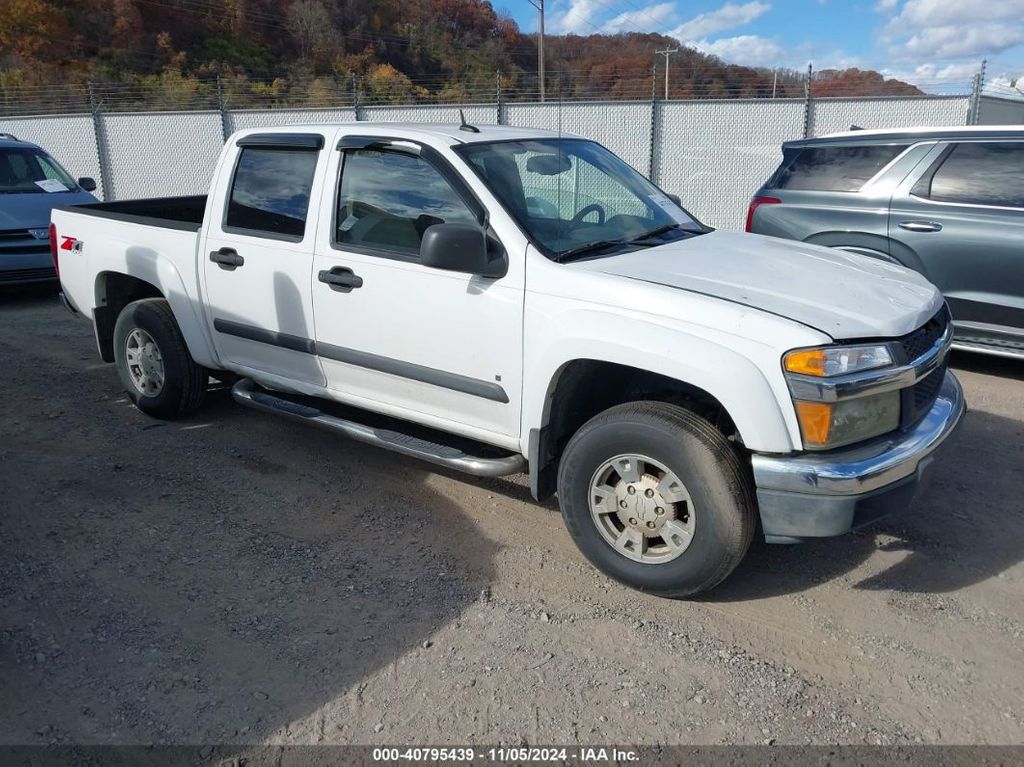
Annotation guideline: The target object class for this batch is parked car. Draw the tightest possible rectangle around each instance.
[747,126,1024,359]
[52,123,964,597]
[0,133,97,286]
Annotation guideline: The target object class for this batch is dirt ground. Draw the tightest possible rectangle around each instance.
[2,288,1023,748]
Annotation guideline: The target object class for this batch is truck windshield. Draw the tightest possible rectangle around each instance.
[456,138,704,262]
[0,148,78,194]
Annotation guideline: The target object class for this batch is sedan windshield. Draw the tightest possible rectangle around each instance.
[0,148,78,194]
[457,138,704,261]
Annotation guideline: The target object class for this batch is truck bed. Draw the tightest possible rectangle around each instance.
[55,196,207,232]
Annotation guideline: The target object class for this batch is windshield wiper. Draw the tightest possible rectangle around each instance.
[552,239,626,263]
[628,223,684,242]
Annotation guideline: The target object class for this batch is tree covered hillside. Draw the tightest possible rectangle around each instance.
[0,0,921,112]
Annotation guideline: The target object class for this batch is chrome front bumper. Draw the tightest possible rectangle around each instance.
[752,370,966,542]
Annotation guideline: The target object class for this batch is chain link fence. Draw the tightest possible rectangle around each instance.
[1,93,979,229]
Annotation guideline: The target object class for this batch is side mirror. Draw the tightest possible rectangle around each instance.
[666,193,681,206]
[420,223,506,278]
[78,177,97,192]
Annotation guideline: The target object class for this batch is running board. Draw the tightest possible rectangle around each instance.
[231,378,527,478]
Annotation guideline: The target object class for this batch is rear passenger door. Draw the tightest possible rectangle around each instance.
[889,141,1024,335]
[202,133,328,385]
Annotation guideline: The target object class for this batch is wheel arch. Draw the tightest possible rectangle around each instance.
[93,267,219,369]
[526,349,793,502]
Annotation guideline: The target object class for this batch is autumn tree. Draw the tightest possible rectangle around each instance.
[0,0,67,61]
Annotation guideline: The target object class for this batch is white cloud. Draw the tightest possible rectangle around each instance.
[670,1,771,42]
[693,34,785,67]
[601,2,676,33]
[883,0,1024,60]
[875,0,899,10]
[548,0,602,34]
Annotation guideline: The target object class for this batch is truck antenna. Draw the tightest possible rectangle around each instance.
[458,109,480,133]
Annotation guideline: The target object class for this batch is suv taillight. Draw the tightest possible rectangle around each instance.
[48,223,60,279]
[745,196,781,232]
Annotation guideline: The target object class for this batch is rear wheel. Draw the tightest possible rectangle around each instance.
[557,401,756,597]
[113,298,207,419]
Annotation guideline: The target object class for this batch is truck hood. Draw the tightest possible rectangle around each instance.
[0,189,97,230]
[575,230,942,339]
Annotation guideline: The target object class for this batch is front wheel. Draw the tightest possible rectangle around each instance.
[556,401,756,598]
[113,298,207,419]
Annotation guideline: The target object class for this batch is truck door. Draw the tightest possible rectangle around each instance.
[202,133,328,385]
[311,140,524,442]
[889,140,1024,338]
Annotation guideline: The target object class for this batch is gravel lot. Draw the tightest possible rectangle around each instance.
[2,288,1023,748]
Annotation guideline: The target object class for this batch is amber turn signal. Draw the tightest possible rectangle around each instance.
[794,400,833,447]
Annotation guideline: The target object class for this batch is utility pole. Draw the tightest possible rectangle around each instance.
[527,0,545,102]
[655,47,678,100]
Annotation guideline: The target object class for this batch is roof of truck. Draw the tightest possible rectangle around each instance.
[235,122,583,145]
[784,124,1024,148]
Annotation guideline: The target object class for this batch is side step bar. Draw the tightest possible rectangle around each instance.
[231,378,527,478]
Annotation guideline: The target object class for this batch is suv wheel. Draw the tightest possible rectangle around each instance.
[557,401,756,597]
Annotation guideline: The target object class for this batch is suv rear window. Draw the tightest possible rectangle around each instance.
[770,144,908,193]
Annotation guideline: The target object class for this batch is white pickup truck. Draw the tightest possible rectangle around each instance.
[52,122,965,597]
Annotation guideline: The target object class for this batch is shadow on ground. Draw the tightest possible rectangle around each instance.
[708,407,1024,602]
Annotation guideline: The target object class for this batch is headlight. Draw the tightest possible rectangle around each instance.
[793,391,901,450]
[784,343,899,450]
[784,344,892,377]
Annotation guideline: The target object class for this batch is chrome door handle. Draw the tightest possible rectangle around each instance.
[898,221,943,233]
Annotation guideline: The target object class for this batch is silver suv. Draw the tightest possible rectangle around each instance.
[748,126,1024,360]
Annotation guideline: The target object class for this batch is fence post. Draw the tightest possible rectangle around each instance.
[802,62,814,138]
[352,73,364,121]
[87,82,112,201]
[648,96,660,183]
[496,70,505,125]
[216,76,231,141]
[969,59,987,125]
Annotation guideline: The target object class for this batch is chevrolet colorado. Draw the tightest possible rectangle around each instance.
[51,123,965,596]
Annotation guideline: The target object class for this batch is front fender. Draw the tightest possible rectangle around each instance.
[523,307,803,454]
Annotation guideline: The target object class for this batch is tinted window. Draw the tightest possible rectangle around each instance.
[916,142,1024,208]
[226,148,318,238]
[774,145,908,192]
[335,150,477,255]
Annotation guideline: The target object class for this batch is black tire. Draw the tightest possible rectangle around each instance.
[557,401,756,598]
[112,298,207,419]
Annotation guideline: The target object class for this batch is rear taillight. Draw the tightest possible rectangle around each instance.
[49,223,59,279]
[745,196,781,233]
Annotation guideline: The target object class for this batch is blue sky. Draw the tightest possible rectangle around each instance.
[505,0,1023,94]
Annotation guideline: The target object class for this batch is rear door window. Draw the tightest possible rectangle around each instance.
[772,145,908,192]
[225,147,319,239]
[913,142,1024,209]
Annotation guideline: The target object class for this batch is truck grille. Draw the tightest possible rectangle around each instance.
[898,305,950,363]
[897,306,951,429]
